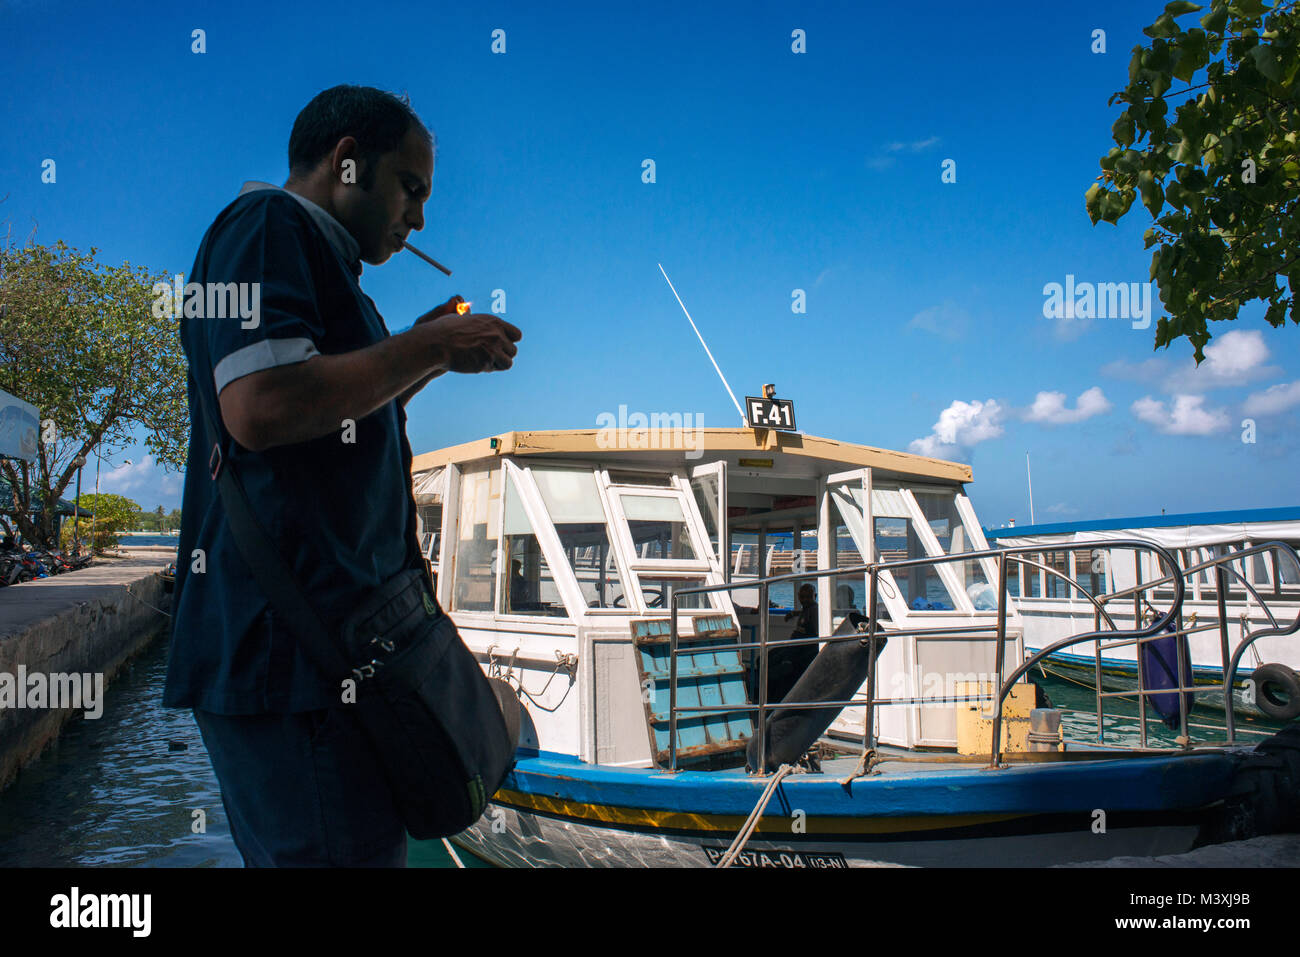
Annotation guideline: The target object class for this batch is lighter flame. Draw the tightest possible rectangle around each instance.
[456,301,472,315]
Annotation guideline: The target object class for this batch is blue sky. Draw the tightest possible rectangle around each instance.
[2,0,1296,527]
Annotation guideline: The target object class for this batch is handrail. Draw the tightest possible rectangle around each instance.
[665,539,1195,773]
[991,540,1300,754]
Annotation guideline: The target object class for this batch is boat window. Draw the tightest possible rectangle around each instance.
[452,468,500,612]
[912,490,995,609]
[730,531,761,577]
[499,471,568,618]
[418,504,442,563]
[1249,544,1272,588]
[1022,553,1043,598]
[413,466,445,566]
[689,472,722,560]
[630,575,716,610]
[1072,547,1106,601]
[607,470,674,487]
[532,467,627,609]
[830,520,868,622]
[621,494,698,561]
[1280,545,1300,588]
[872,489,958,611]
[1043,550,1070,599]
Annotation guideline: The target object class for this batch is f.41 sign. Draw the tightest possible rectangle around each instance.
[745,396,796,431]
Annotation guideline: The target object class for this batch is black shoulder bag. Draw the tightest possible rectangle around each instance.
[188,328,519,840]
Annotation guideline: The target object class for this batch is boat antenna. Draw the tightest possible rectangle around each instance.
[1026,451,1035,525]
[658,263,748,426]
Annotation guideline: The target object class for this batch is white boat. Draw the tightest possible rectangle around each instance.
[985,509,1300,722]
[406,429,1292,867]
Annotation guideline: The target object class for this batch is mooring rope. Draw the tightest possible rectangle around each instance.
[119,584,173,618]
[716,763,795,868]
[441,837,466,868]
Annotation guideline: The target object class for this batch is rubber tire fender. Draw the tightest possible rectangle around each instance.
[1250,663,1300,722]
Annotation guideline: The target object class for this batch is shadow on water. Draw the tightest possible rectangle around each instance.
[0,631,488,868]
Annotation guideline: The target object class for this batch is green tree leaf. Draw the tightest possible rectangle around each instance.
[0,241,186,549]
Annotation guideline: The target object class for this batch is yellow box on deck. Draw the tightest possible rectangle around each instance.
[954,681,1045,755]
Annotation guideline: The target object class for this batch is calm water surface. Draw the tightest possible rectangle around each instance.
[0,633,486,867]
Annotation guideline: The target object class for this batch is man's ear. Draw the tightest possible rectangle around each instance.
[330,136,363,185]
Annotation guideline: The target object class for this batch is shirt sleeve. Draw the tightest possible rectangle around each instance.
[195,194,328,395]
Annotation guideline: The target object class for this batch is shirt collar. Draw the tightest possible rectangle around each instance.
[238,181,362,276]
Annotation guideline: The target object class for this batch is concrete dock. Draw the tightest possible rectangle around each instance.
[0,553,174,791]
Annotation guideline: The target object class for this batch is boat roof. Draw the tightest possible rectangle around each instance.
[985,506,1300,540]
[410,428,973,484]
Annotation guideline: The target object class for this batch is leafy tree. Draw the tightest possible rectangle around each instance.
[1088,0,1300,360]
[166,508,182,531]
[0,239,187,548]
[59,492,141,553]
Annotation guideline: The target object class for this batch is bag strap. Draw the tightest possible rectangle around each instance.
[187,322,354,685]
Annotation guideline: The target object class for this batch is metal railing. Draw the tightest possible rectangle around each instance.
[664,538,1282,772]
[993,541,1300,752]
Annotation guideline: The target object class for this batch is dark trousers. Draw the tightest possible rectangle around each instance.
[193,706,408,867]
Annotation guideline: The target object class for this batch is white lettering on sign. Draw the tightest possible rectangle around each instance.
[745,397,796,430]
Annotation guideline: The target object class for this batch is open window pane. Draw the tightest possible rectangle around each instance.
[452,468,499,612]
[499,472,568,617]
[418,504,442,562]
[912,490,994,609]
[632,575,717,610]
[622,494,697,560]
[533,467,627,609]
[871,489,958,611]
[690,471,721,560]
[730,531,760,577]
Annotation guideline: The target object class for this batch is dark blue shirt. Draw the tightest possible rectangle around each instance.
[164,186,420,714]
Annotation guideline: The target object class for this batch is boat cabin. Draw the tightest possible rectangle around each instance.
[410,428,1023,766]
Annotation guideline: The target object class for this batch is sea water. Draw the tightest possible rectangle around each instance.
[0,633,485,867]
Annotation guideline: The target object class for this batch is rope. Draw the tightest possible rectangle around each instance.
[716,763,795,868]
[441,837,466,868]
[119,584,173,618]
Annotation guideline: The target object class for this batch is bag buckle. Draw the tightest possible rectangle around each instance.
[351,659,385,683]
[208,442,223,480]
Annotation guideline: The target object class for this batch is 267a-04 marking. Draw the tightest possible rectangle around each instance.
[701,847,847,868]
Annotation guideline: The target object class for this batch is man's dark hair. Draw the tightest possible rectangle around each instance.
[288,85,433,188]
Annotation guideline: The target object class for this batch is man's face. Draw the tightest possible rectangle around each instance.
[799,586,815,606]
[332,127,433,265]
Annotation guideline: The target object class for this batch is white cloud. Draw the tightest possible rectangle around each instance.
[1101,356,1168,382]
[1164,330,1280,391]
[885,136,941,153]
[98,454,157,494]
[1048,314,1094,341]
[1045,502,1079,515]
[1242,380,1300,417]
[1131,394,1231,435]
[1022,386,1112,425]
[909,399,1005,460]
[907,301,970,341]
[1102,331,1280,393]
[866,136,941,169]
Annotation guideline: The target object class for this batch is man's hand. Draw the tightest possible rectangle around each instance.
[414,295,467,326]
[417,305,522,374]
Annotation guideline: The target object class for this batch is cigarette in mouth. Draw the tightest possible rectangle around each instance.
[401,239,452,276]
